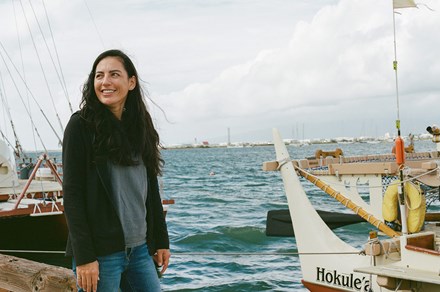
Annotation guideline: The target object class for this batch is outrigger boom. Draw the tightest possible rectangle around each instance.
[264,160,400,238]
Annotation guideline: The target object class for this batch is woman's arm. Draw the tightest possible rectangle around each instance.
[63,114,97,265]
[148,175,170,249]
[153,249,171,275]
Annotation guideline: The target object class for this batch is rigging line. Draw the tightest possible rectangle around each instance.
[0,69,26,158]
[417,3,435,11]
[0,250,362,256]
[170,251,362,256]
[392,8,401,127]
[12,0,31,158]
[0,129,16,152]
[0,42,62,146]
[298,166,439,190]
[0,104,6,140]
[41,0,73,114]
[12,0,28,99]
[12,0,27,96]
[30,0,73,114]
[0,46,51,152]
[83,0,105,48]
[18,0,64,136]
[14,0,39,155]
[0,70,11,130]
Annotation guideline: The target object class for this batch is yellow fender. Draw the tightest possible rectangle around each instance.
[382,182,399,222]
[382,180,426,233]
[406,181,426,233]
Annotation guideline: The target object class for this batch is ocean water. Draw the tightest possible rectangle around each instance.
[18,140,439,291]
[160,140,439,291]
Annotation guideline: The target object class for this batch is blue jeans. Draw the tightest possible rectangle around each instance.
[73,243,161,292]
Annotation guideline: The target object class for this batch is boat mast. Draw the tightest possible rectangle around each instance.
[391,0,418,235]
[392,0,418,136]
[392,7,401,137]
[392,1,407,235]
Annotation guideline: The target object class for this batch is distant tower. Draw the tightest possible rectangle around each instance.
[227,127,231,146]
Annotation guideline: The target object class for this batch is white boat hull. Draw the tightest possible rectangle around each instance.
[0,139,19,188]
[272,129,440,291]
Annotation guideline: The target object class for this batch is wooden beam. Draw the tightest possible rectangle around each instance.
[0,254,76,292]
[295,167,400,238]
[262,161,279,171]
[329,162,397,175]
[426,213,440,222]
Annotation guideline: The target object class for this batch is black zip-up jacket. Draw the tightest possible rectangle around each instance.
[62,112,169,266]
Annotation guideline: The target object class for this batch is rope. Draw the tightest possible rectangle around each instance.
[162,251,362,257]
[0,129,15,151]
[0,69,26,158]
[0,250,361,256]
[295,165,400,237]
[276,157,291,170]
[406,166,439,182]
[404,181,424,211]
[13,0,43,154]
[82,0,105,48]
[301,165,439,190]
[0,42,60,148]
[30,0,73,114]
[0,48,48,152]
[385,240,401,262]
[18,0,65,135]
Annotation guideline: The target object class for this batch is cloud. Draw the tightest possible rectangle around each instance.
[1,0,438,149]
[157,0,440,144]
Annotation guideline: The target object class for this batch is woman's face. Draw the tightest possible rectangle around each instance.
[94,56,136,114]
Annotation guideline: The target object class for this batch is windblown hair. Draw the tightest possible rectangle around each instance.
[80,49,163,176]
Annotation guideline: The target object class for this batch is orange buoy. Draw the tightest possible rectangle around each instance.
[394,136,405,165]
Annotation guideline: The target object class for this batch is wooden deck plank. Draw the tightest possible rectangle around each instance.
[355,264,440,285]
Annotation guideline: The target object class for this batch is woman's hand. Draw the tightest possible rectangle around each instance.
[76,260,99,292]
[153,249,171,275]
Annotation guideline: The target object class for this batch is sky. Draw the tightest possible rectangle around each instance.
[0,0,439,150]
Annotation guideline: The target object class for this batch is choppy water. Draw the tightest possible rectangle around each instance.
[160,140,439,291]
[19,140,439,291]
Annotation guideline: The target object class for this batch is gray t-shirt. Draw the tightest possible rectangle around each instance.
[107,158,148,248]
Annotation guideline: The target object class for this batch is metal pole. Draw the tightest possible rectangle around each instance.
[13,156,44,209]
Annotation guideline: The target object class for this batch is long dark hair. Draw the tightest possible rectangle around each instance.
[80,49,163,176]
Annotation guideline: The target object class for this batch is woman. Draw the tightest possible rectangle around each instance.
[63,49,170,292]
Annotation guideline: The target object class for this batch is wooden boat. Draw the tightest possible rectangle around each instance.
[265,132,440,237]
[0,139,174,267]
[0,139,67,265]
[262,2,440,289]
[263,129,440,291]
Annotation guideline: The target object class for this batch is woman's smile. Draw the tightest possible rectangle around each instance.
[94,56,136,118]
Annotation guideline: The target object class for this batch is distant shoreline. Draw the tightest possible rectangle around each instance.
[163,135,435,150]
[20,134,435,152]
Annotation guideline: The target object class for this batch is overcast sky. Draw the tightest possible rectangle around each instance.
[0,0,439,150]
